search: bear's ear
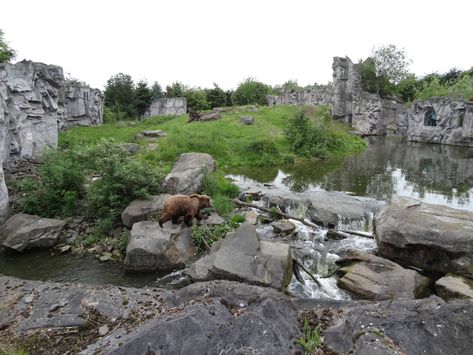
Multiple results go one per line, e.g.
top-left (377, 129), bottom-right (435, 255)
top-left (199, 195), bottom-right (210, 200)
top-left (189, 194), bottom-right (199, 199)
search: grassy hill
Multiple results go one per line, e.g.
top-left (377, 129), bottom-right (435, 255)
top-left (60, 105), bottom-right (366, 171)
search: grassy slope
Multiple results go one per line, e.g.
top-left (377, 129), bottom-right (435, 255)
top-left (60, 105), bottom-right (365, 171)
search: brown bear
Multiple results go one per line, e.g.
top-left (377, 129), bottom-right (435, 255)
top-left (159, 194), bottom-right (212, 227)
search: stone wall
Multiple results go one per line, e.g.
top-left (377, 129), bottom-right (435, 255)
top-left (0, 60), bottom-right (104, 222)
top-left (144, 97), bottom-right (187, 117)
top-left (407, 98), bottom-right (473, 147)
top-left (61, 85), bottom-right (104, 128)
top-left (267, 56), bottom-right (407, 137)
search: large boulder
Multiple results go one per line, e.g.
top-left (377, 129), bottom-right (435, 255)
top-left (164, 153), bottom-right (216, 195)
top-left (436, 275), bottom-right (473, 301)
top-left (336, 250), bottom-right (432, 300)
top-left (323, 296), bottom-right (473, 355)
top-left (121, 194), bottom-right (171, 228)
top-left (186, 223), bottom-right (292, 291)
top-left (124, 221), bottom-right (195, 272)
top-left (0, 213), bottom-right (66, 252)
top-left (375, 195), bottom-right (473, 277)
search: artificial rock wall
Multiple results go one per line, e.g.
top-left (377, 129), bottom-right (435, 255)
top-left (0, 60), bottom-right (104, 222)
top-left (407, 98), bottom-right (473, 147)
top-left (144, 97), bottom-right (187, 117)
top-left (267, 57), bottom-right (407, 136)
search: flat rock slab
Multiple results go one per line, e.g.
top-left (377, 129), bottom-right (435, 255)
top-left (240, 116), bottom-right (254, 125)
top-left (124, 221), bottom-right (195, 272)
top-left (375, 195), bottom-right (473, 277)
top-left (322, 296), bottom-right (473, 355)
top-left (164, 153), bottom-right (216, 195)
top-left (187, 223), bottom-right (292, 291)
top-left (436, 275), bottom-right (473, 301)
top-left (336, 250), bottom-right (432, 300)
top-left (137, 130), bottom-right (166, 138)
top-left (0, 213), bottom-right (66, 252)
top-left (121, 194), bottom-right (171, 228)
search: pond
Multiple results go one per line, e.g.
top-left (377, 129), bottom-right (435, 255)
top-left (228, 136), bottom-right (473, 211)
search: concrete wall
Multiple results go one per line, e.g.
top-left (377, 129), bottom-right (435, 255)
top-left (407, 98), bottom-right (473, 147)
top-left (144, 97), bottom-right (187, 117)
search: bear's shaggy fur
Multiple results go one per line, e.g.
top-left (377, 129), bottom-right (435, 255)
top-left (159, 194), bottom-right (212, 227)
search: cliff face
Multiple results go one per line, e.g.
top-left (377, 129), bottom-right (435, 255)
top-left (0, 60), bottom-right (104, 222)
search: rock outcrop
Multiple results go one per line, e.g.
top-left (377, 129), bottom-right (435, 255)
top-left (124, 221), bottom-right (195, 272)
top-left (61, 85), bottom-right (104, 128)
top-left (267, 57), bottom-right (407, 136)
top-left (164, 152), bottom-right (216, 195)
top-left (375, 195), bottom-right (473, 277)
top-left (121, 193), bottom-right (171, 228)
top-left (2, 276), bottom-right (473, 355)
top-left (336, 250), bottom-right (432, 300)
top-left (407, 98), bottom-right (473, 147)
top-left (186, 223), bottom-right (293, 291)
top-left (0, 213), bottom-right (66, 251)
top-left (0, 60), bottom-right (104, 223)
top-left (143, 97), bottom-right (187, 117)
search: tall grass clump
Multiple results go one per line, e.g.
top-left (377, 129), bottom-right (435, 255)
top-left (201, 171), bottom-right (239, 217)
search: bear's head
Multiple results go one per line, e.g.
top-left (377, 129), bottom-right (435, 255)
top-left (190, 194), bottom-right (212, 209)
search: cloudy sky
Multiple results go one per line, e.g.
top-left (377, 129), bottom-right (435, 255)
top-left (1, 0), bottom-right (471, 90)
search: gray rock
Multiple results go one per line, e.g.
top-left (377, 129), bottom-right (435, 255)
top-left (407, 98), bottom-right (473, 147)
top-left (62, 85), bottom-right (104, 129)
top-left (323, 297), bottom-right (473, 355)
top-left (124, 221), bottom-right (195, 272)
top-left (239, 190), bottom-right (262, 201)
top-left (436, 275), bottom-right (473, 301)
top-left (240, 116), bottom-right (254, 125)
top-left (336, 250), bottom-right (432, 300)
top-left (120, 143), bottom-right (140, 154)
top-left (245, 210), bottom-right (258, 225)
top-left (98, 324), bottom-right (109, 336)
top-left (121, 194), bottom-right (171, 228)
top-left (0, 168), bottom-right (9, 223)
top-left (375, 195), bottom-right (473, 277)
top-left (325, 229), bottom-right (347, 240)
top-left (164, 153), bottom-right (216, 195)
top-left (196, 110), bottom-right (221, 121)
top-left (0, 213), bottom-right (66, 252)
top-left (187, 223), bottom-right (292, 291)
top-left (137, 130), bottom-right (166, 139)
top-left (203, 212), bottom-right (225, 225)
top-left (271, 219), bottom-right (296, 236)
top-left (143, 97), bottom-right (187, 117)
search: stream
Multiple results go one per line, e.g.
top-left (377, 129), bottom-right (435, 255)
top-left (1, 136), bottom-right (472, 299)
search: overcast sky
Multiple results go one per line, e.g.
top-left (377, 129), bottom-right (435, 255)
top-left (1, 0), bottom-right (471, 91)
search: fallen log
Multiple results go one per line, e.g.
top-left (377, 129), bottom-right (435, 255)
top-left (231, 199), bottom-right (320, 230)
top-left (336, 229), bottom-right (374, 239)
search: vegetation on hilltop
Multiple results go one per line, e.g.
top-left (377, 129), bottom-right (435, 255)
top-left (0, 29), bottom-right (15, 63)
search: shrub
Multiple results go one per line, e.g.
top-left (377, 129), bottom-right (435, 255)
top-left (232, 78), bottom-right (271, 106)
top-left (18, 149), bottom-right (84, 217)
top-left (206, 83), bottom-right (227, 108)
top-left (104, 73), bottom-right (137, 118)
top-left (184, 88), bottom-right (210, 111)
top-left (78, 140), bottom-right (165, 233)
top-left (230, 214), bottom-right (245, 228)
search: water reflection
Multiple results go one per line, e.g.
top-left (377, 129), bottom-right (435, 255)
top-left (228, 136), bottom-right (473, 211)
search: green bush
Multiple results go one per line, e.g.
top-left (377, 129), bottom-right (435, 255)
top-left (206, 83), bottom-right (227, 108)
top-left (232, 78), bottom-right (271, 106)
top-left (296, 319), bottom-right (322, 354)
top-left (184, 88), bottom-right (210, 111)
top-left (78, 140), bottom-right (165, 232)
top-left (18, 150), bottom-right (84, 217)
top-left (191, 224), bottom-right (229, 251)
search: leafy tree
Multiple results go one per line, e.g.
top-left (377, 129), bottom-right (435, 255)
top-left (206, 83), bottom-right (227, 108)
top-left (448, 74), bottom-right (473, 100)
top-left (225, 90), bottom-right (233, 106)
top-left (104, 73), bottom-right (136, 118)
top-left (165, 82), bottom-right (185, 97)
top-left (184, 88), bottom-right (210, 111)
top-left (0, 29), bottom-right (15, 63)
top-left (232, 78), bottom-right (271, 106)
top-left (397, 74), bottom-right (420, 102)
top-left (150, 81), bottom-right (164, 100)
top-left (134, 80), bottom-right (152, 116)
top-left (415, 77), bottom-right (448, 100)
top-left (439, 68), bottom-right (463, 86)
top-left (372, 44), bottom-right (412, 85)
top-left (357, 58), bottom-right (378, 94)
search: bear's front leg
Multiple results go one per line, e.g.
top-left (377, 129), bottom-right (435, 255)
top-left (184, 214), bottom-right (194, 227)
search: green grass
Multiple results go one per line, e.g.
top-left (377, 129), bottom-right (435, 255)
top-left (59, 105), bottom-right (365, 171)
top-left (297, 319), bottom-right (323, 354)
